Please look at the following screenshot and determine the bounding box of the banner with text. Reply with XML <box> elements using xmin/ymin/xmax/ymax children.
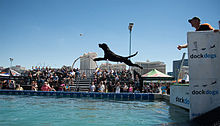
<box><xmin>170</xmin><ymin>85</ymin><xmax>190</xmax><ymax>109</ymax></box>
<box><xmin>188</xmin><ymin>31</ymin><xmax>220</xmax><ymax>119</ymax></box>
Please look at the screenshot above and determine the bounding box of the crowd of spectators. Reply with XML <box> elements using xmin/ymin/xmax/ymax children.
<box><xmin>90</xmin><ymin>69</ymin><xmax>137</xmax><ymax>93</ymax></box>
<box><xmin>142</xmin><ymin>83</ymin><xmax>170</xmax><ymax>95</ymax></box>
<box><xmin>89</xmin><ymin>68</ymin><xmax>170</xmax><ymax>94</ymax></box>
<box><xmin>0</xmin><ymin>67</ymin><xmax>170</xmax><ymax>95</ymax></box>
<box><xmin>0</xmin><ymin>80</ymin><xmax>24</xmax><ymax>91</ymax></box>
<box><xmin>0</xmin><ymin>67</ymin><xmax>83</xmax><ymax>92</ymax></box>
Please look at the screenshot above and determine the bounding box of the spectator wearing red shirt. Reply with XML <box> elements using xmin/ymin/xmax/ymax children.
<box><xmin>41</xmin><ymin>82</ymin><xmax>51</xmax><ymax>91</ymax></box>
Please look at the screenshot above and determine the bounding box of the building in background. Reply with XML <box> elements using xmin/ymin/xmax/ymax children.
<box><xmin>132</xmin><ymin>60</ymin><xmax>166</xmax><ymax>75</ymax></box>
<box><xmin>80</xmin><ymin>52</ymin><xmax>97</xmax><ymax>70</ymax></box>
<box><xmin>100</xmin><ymin>63</ymin><xmax>126</xmax><ymax>71</ymax></box>
<box><xmin>99</xmin><ymin>63</ymin><xmax>111</xmax><ymax>70</ymax></box>
<box><xmin>173</xmin><ymin>59</ymin><xmax>188</xmax><ymax>80</ymax></box>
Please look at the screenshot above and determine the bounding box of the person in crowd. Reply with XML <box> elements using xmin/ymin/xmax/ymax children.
<box><xmin>96</xmin><ymin>83</ymin><xmax>101</xmax><ymax>92</ymax></box>
<box><xmin>115</xmin><ymin>82</ymin><xmax>121</xmax><ymax>93</ymax></box>
<box><xmin>16</xmin><ymin>84</ymin><xmax>24</xmax><ymax>91</ymax></box>
<box><xmin>90</xmin><ymin>81</ymin><xmax>96</xmax><ymax>92</ymax></box>
<box><xmin>178</xmin><ymin>17</ymin><xmax>217</xmax><ymax>50</ymax></box>
<box><xmin>121</xmin><ymin>72</ymin><xmax>127</xmax><ymax>81</ymax></box>
<box><xmin>134</xmin><ymin>88</ymin><xmax>140</xmax><ymax>93</ymax></box>
<box><xmin>1</xmin><ymin>80</ymin><xmax>8</xmax><ymax>89</ymax></box>
<box><xmin>65</xmin><ymin>84</ymin><xmax>70</xmax><ymax>91</ymax></box>
<box><xmin>41</xmin><ymin>82</ymin><xmax>52</xmax><ymax>91</ymax></box>
<box><xmin>99</xmin><ymin>81</ymin><xmax>105</xmax><ymax>92</ymax></box>
<box><xmin>161</xmin><ymin>84</ymin><xmax>167</xmax><ymax>95</ymax></box>
<box><xmin>104</xmin><ymin>82</ymin><xmax>108</xmax><ymax>93</ymax></box>
<box><xmin>115</xmin><ymin>75</ymin><xmax>120</xmax><ymax>82</ymax></box>
<box><xmin>123</xmin><ymin>83</ymin><xmax>128</xmax><ymax>92</ymax></box>
<box><xmin>148</xmin><ymin>83</ymin><xmax>153</xmax><ymax>93</ymax></box>
<box><xmin>28</xmin><ymin>73</ymin><xmax>33</xmax><ymax>85</ymax></box>
<box><xmin>70</xmin><ymin>69</ymin><xmax>76</xmax><ymax>79</ymax></box>
<box><xmin>81</xmin><ymin>72</ymin><xmax>87</xmax><ymax>79</ymax></box>
<box><xmin>48</xmin><ymin>77</ymin><xmax>53</xmax><ymax>87</ymax></box>
<box><xmin>53</xmin><ymin>73</ymin><xmax>59</xmax><ymax>83</ymax></box>
<box><xmin>31</xmin><ymin>81</ymin><xmax>38</xmax><ymax>91</ymax></box>
<box><xmin>9</xmin><ymin>80</ymin><xmax>16</xmax><ymax>90</ymax></box>
<box><xmin>36</xmin><ymin>74</ymin><xmax>42</xmax><ymax>89</ymax></box>
<box><xmin>75</xmin><ymin>68</ymin><xmax>80</xmax><ymax>79</ymax></box>
<box><xmin>59</xmin><ymin>83</ymin><xmax>66</xmax><ymax>91</ymax></box>
<box><xmin>107</xmin><ymin>81</ymin><xmax>114</xmax><ymax>92</ymax></box>
<box><xmin>129</xmin><ymin>84</ymin><xmax>133</xmax><ymax>93</ymax></box>
<box><xmin>142</xmin><ymin>84</ymin><xmax>148</xmax><ymax>93</ymax></box>
<box><xmin>51</xmin><ymin>85</ymin><xmax>56</xmax><ymax>91</ymax></box>
<box><xmin>134</xmin><ymin>75</ymin><xmax>140</xmax><ymax>92</ymax></box>
<box><xmin>69</xmin><ymin>78</ymin><xmax>74</xmax><ymax>85</ymax></box>
<box><xmin>39</xmin><ymin>77</ymin><xmax>45</xmax><ymax>89</ymax></box>
<box><xmin>155</xmin><ymin>84</ymin><xmax>160</xmax><ymax>93</ymax></box>
<box><xmin>102</xmin><ymin>74</ymin><xmax>107</xmax><ymax>83</ymax></box>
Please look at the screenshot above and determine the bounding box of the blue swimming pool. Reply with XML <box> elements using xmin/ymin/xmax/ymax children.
<box><xmin>0</xmin><ymin>95</ymin><xmax>189</xmax><ymax>126</ymax></box>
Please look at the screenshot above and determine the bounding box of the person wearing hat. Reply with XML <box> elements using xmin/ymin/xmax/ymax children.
<box><xmin>177</xmin><ymin>17</ymin><xmax>215</xmax><ymax>50</ymax></box>
<box><xmin>188</xmin><ymin>17</ymin><xmax>214</xmax><ymax>31</ymax></box>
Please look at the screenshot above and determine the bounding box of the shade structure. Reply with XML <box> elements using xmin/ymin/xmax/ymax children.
<box><xmin>0</xmin><ymin>68</ymin><xmax>21</xmax><ymax>76</ymax></box>
<box><xmin>141</xmin><ymin>69</ymin><xmax>174</xmax><ymax>81</ymax></box>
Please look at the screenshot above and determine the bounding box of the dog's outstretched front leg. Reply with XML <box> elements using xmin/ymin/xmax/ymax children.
<box><xmin>93</xmin><ymin>57</ymin><xmax>106</xmax><ymax>61</ymax></box>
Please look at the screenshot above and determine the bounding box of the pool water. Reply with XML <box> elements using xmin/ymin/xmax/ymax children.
<box><xmin>0</xmin><ymin>95</ymin><xmax>189</xmax><ymax>126</ymax></box>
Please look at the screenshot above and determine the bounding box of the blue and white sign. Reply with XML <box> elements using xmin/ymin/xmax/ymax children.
<box><xmin>170</xmin><ymin>85</ymin><xmax>190</xmax><ymax>109</ymax></box>
<box><xmin>188</xmin><ymin>31</ymin><xmax>220</xmax><ymax>119</ymax></box>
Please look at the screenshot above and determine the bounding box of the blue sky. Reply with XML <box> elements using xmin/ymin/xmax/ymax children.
<box><xmin>0</xmin><ymin>0</ymin><xmax>220</xmax><ymax>72</ymax></box>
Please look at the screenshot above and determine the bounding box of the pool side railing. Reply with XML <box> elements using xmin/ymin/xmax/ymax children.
<box><xmin>0</xmin><ymin>90</ymin><xmax>170</xmax><ymax>101</ymax></box>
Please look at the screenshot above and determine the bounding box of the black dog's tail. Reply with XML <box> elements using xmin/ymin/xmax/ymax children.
<box><xmin>126</xmin><ymin>51</ymin><xmax>138</xmax><ymax>59</ymax></box>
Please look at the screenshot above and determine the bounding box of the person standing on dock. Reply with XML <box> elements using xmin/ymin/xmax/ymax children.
<box><xmin>177</xmin><ymin>17</ymin><xmax>216</xmax><ymax>50</ymax></box>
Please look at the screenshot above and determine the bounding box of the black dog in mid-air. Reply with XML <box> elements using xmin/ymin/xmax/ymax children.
<box><xmin>93</xmin><ymin>43</ymin><xmax>143</xmax><ymax>69</ymax></box>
